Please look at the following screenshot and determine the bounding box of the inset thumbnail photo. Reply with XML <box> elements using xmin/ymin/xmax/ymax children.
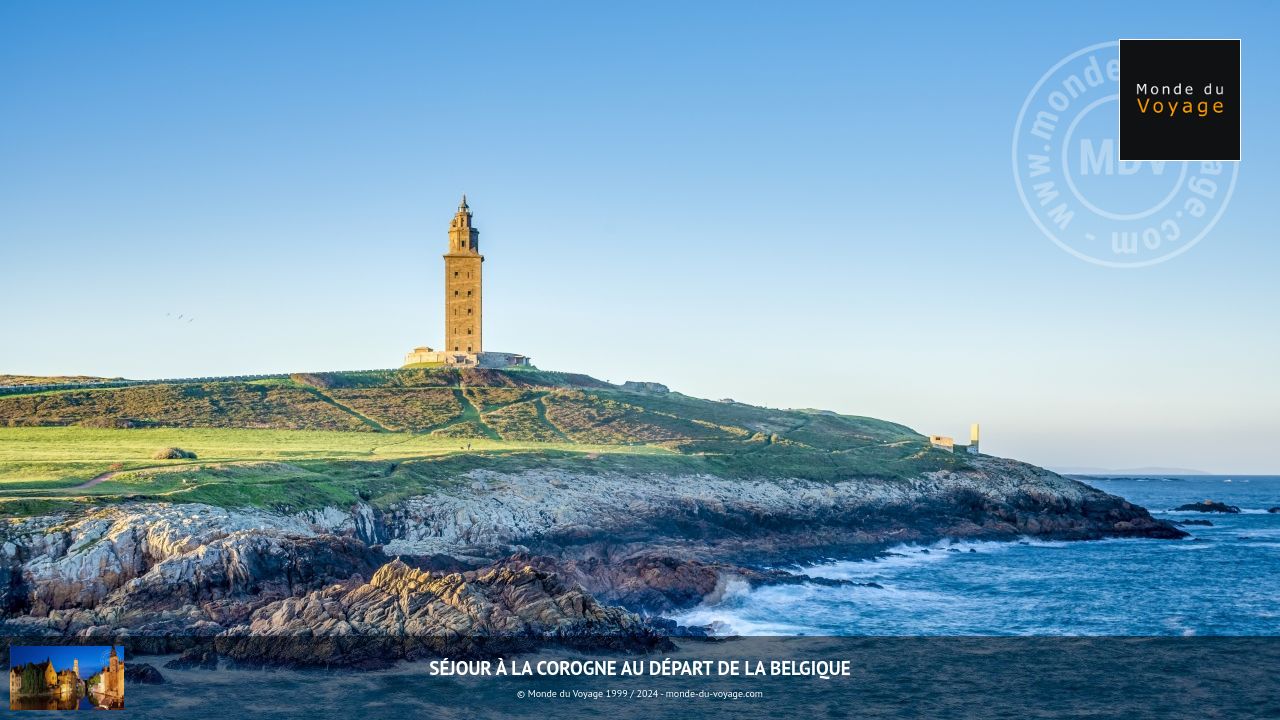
<box><xmin>9</xmin><ymin>645</ymin><xmax>124</xmax><ymax>711</ymax></box>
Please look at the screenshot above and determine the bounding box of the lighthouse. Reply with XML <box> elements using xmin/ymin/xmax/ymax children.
<box><xmin>402</xmin><ymin>198</ymin><xmax>532</xmax><ymax>369</ymax></box>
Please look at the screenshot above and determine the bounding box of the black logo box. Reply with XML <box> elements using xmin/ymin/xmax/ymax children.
<box><xmin>1119</xmin><ymin>39</ymin><xmax>1240</xmax><ymax>161</ymax></box>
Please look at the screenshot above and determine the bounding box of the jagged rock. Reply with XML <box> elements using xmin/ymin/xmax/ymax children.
<box><xmin>164</xmin><ymin>648</ymin><xmax>218</xmax><ymax>671</ymax></box>
<box><xmin>1174</xmin><ymin>519</ymin><xmax>1214</xmax><ymax>527</ymax></box>
<box><xmin>1</xmin><ymin>504</ymin><xmax>384</xmax><ymax>636</ymax></box>
<box><xmin>216</xmin><ymin>559</ymin><xmax>666</xmax><ymax>666</ymax></box>
<box><xmin>374</xmin><ymin>456</ymin><xmax>1183</xmax><ymax>568</ymax></box>
<box><xmin>492</xmin><ymin>554</ymin><xmax>725</xmax><ymax>612</ymax></box>
<box><xmin>123</xmin><ymin>662</ymin><xmax>164</xmax><ymax>684</ymax></box>
<box><xmin>1268</xmin><ymin>507</ymin><xmax>1280</xmax><ymax>514</ymax></box>
<box><xmin>1173</xmin><ymin>500</ymin><xmax>1241</xmax><ymax>513</ymax></box>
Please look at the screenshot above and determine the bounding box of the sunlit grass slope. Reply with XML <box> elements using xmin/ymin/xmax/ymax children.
<box><xmin>0</xmin><ymin>368</ymin><xmax>966</xmax><ymax>515</ymax></box>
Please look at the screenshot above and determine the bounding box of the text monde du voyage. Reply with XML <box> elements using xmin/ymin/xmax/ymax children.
<box><xmin>1135</xmin><ymin>83</ymin><xmax>1228</xmax><ymax>118</ymax></box>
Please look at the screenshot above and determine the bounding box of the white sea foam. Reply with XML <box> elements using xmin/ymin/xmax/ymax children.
<box><xmin>673</xmin><ymin>611</ymin><xmax>814</xmax><ymax>636</ymax></box>
<box><xmin>666</xmin><ymin>513</ymin><xmax>1280</xmax><ymax>637</ymax></box>
<box><xmin>1162</xmin><ymin>508</ymin><xmax>1273</xmax><ymax>515</ymax></box>
<box><xmin>799</xmin><ymin>537</ymin><xmax>1086</xmax><ymax>583</ymax></box>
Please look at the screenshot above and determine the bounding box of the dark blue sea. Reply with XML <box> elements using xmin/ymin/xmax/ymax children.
<box><xmin>672</xmin><ymin>476</ymin><xmax>1280</xmax><ymax>636</ymax></box>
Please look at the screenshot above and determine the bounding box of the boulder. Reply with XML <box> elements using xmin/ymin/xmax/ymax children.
<box><xmin>164</xmin><ymin>648</ymin><xmax>218</xmax><ymax>671</ymax></box>
<box><xmin>1173</xmin><ymin>500</ymin><xmax>1240</xmax><ymax>513</ymax></box>
<box><xmin>123</xmin><ymin>663</ymin><xmax>165</xmax><ymax>684</ymax></box>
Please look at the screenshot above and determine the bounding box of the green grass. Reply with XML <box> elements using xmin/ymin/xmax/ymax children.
<box><xmin>0</xmin><ymin>425</ymin><xmax>965</xmax><ymax>517</ymax></box>
<box><xmin>0</xmin><ymin>426</ymin><xmax>676</xmax><ymax>514</ymax></box>
<box><xmin>0</xmin><ymin>368</ymin><xmax>968</xmax><ymax>516</ymax></box>
<box><xmin>0</xmin><ymin>426</ymin><xmax>663</xmax><ymax>476</ymax></box>
<box><xmin>0</xmin><ymin>382</ymin><xmax>371</xmax><ymax>431</ymax></box>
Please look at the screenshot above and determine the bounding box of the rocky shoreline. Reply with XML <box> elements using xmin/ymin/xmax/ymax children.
<box><xmin>0</xmin><ymin>455</ymin><xmax>1184</xmax><ymax>666</ymax></box>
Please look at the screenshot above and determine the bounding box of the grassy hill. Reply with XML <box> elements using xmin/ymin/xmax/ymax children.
<box><xmin>0</xmin><ymin>374</ymin><xmax>119</xmax><ymax>387</ymax></box>
<box><xmin>0</xmin><ymin>367</ymin><xmax>968</xmax><ymax>515</ymax></box>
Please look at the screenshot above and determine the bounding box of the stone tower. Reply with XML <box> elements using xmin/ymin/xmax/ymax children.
<box><xmin>444</xmin><ymin>195</ymin><xmax>483</xmax><ymax>353</ymax></box>
<box><xmin>401</xmin><ymin>198</ymin><xmax>530</xmax><ymax>369</ymax></box>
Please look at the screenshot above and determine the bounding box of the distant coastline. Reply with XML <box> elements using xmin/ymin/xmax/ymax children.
<box><xmin>1052</xmin><ymin>465</ymin><xmax>1211</xmax><ymax>476</ymax></box>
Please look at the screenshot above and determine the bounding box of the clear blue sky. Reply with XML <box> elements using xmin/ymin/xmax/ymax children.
<box><xmin>2</xmin><ymin>2</ymin><xmax>1277</xmax><ymax>473</ymax></box>
<box><xmin>10</xmin><ymin>645</ymin><xmax>123</xmax><ymax>678</ymax></box>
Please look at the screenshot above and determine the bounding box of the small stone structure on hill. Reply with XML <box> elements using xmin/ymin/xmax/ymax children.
<box><xmin>621</xmin><ymin>381</ymin><xmax>669</xmax><ymax>394</ymax></box>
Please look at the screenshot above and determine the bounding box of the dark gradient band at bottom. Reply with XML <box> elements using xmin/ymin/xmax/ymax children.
<box><xmin>6</xmin><ymin>636</ymin><xmax>1277</xmax><ymax>719</ymax></box>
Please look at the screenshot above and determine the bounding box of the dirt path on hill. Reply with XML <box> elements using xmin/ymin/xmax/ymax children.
<box><xmin>299</xmin><ymin>387</ymin><xmax>392</xmax><ymax>432</ymax></box>
<box><xmin>68</xmin><ymin>466</ymin><xmax>163</xmax><ymax>491</ymax></box>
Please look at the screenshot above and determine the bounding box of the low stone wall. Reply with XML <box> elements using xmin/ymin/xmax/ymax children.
<box><xmin>402</xmin><ymin>350</ymin><xmax>530</xmax><ymax>369</ymax></box>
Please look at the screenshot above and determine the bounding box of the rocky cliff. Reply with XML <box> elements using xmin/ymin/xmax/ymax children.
<box><xmin>215</xmin><ymin>559</ymin><xmax>666</xmax><ymax>667</ymax></box>
<box><xmin>0</xmin><ymin>453</ymin><xmax>1182</xmax><ymax>664</ymax></box>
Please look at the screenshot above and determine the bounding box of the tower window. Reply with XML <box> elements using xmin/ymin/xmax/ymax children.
<box><xmin>453</xmin><ymin>271</ymin><xmax>458</xmax><ymax>277</ymax></box>
<box><xmin>466</xmin><ymin>290</ymin><xmax>472</xmax><ymax>296</ymax></box>
<box><xmin>467</xmin><ymin>328</ymin><xmax>472</xmax><ymax>335</ymax></box>
<box><xmin>467</xmin><ymin>309</ymin><xmax>472</xmax><ymax>315</ymax></box>
<box><xmin>454</xmin><ymin>290</ymin><xmax>459</xmax><ymax>296</ymax></box>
